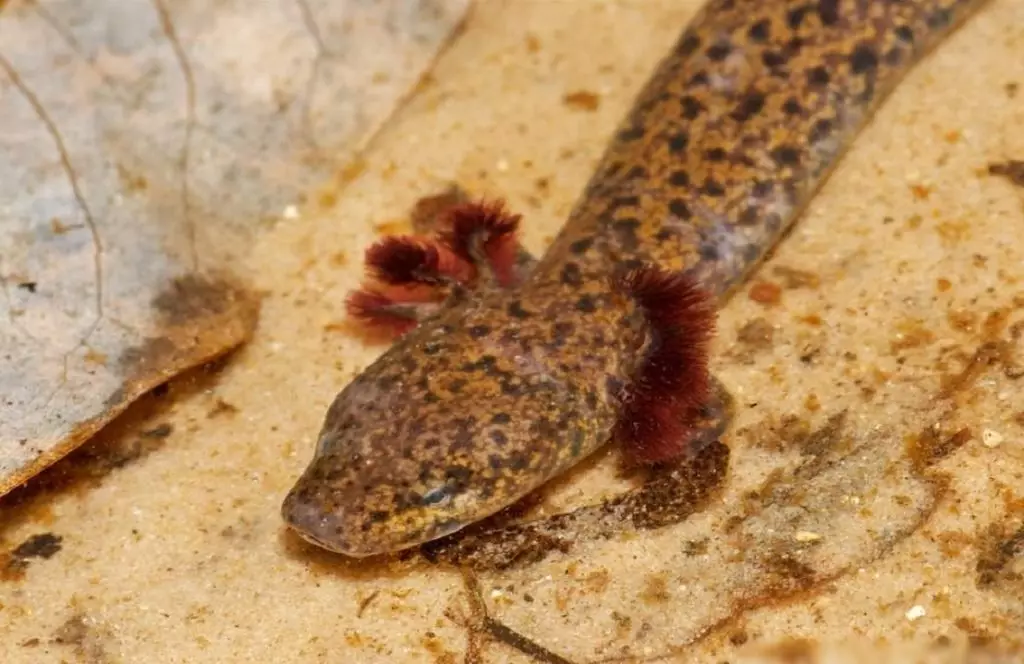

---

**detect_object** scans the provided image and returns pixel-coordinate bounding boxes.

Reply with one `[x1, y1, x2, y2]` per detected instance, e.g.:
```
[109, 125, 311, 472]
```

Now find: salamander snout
[280, 488, 352, 554]
[280, 439, 476, 558]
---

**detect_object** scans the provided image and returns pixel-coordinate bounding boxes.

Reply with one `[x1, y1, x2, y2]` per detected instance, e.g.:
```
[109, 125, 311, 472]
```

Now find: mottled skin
[282, 0, 989, 558]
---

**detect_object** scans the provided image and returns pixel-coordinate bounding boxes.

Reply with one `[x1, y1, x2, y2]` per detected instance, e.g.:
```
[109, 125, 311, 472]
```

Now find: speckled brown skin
[282, 0, 989, 558]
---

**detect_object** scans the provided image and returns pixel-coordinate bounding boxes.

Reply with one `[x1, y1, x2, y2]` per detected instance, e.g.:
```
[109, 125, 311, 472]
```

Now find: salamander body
[282, 0, 989, 558]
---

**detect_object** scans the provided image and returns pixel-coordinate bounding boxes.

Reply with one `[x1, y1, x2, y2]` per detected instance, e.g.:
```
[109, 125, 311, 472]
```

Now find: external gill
[345, 200, 527, 337]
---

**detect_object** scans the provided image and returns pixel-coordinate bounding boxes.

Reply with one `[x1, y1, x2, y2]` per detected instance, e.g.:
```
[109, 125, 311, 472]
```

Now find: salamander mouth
[289, 526, 347, 554]
[280, 490, 358, 556]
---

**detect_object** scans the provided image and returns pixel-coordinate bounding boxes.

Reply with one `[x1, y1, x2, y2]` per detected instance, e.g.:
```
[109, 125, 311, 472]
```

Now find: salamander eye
[420, 486, 453, 507]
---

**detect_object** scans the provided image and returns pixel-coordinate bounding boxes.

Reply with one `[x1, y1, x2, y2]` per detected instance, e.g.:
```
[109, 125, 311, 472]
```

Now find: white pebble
[982, 429, 1004, 448]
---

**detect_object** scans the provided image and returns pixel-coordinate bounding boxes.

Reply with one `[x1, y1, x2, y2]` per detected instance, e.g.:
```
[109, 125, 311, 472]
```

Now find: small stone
[982, 429, 1004, 448]
[905, 605, 926, 621]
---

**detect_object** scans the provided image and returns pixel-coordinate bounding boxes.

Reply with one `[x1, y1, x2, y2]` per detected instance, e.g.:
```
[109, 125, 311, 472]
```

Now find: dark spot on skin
[688, 71, 710, 87]
[409, 416, 427, 436]
[576, 295, 597, 313]
[369, 510, 389, 523]
[782, 97, 803, 115]
[809, 118, 833, 144]
[636, 97, 661, 119]
[626, 165, 648, 180]
[445, 466, 474, 490]
[423, 341, 443, 355]
[850, 43, 878, 75]
[509, 454, 529, 471]
[895, 25, 915, 44]
[447, 377, 467, 393]
[787, 5, 808, 29]
[669, 199, 691, 219]
[655, 228, 674, 242]
[569, 237, 593, 255]
[552, 321, 574, 346]
[705, 147, 728, 161]
[676, 34, 701, 56]
[702, 179, 725, 197]
[507, 300, 530, 319]
[680, 96, 704, 120]
[738, 206, 759, 225]
[618, 125, 645, 141]
[762, 50, 788, 68]
[531, 417, 560, 440]
[699, 244, 720, 261]
[613, 218, 642, 250]
[706, 42, 732, 61]
[927, 8, 951, 29]
[469, 325, 490, 339]
[807, 65, 830, 87]
[884, 47, 904, 66]
[817, 0, 839, 25]
[730, 92, 765, 122]
[605, 376, 625, 398]
[561, 262, 583, 286]
[621, 258, 643, 270]
[613, 195, 640, 208]
[743, 243, 762, 264]
[395, 489, 417, 508]
[748, 19, 770, 42]
[451, 424, 474, 451]
[490, 430, 508, 446]
[752, 180, 774, 198]
[585, 390, 598, 410]
[603, 161, 624, 179]
[488, 454, 504, 470]
[769, 146, 806, 173]
[491, 412, 511, 424]
[668, 131, 689, 153]
[669, 170, 690, 187]
[461, 355, 498, 373]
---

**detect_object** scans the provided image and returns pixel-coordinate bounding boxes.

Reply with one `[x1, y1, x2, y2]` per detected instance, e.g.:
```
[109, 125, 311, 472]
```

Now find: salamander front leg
[420, 376, 735, 571]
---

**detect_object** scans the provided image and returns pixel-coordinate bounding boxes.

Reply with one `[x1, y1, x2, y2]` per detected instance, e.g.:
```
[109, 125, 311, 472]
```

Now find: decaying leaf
[0, 0, 471, 496]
